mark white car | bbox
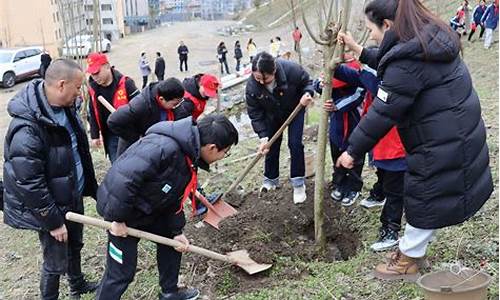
[0,46,43,88]
[62,35,111,58]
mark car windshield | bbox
[0,52,14,63]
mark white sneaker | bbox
[259,181,277,193]
[293,184,307,204]
[360,196,386,209]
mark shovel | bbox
[195,190,237,230]
[97,95,117,113]
[222,102,307,206]
[66,212,272,275]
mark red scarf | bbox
[156,95,175,121]
[177,156,198,216]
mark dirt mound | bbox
[183,181,360,296]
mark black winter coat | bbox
[245,59,314,138]
[347,27,493,229]
[108,82,191,155]
[155,57,166,77]
[3,80,97,231]
[97,117,206,230]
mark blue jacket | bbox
[313,71,364,150]
[472,4,487,24]
[481,4,498,30]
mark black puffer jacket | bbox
[3,80,97,231]
[107,82,191,155]
[347,26,493,229]
[245,59,314,138]
[97,117,205,230]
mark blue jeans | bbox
[264,109,305,187]
[104,134,119,163]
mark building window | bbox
[103,18,114,25]
[84,4,93,11]
[87,18,94,25]
[55,30,58,39]
[101,4,112,11]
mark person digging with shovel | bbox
[95,115,238,300]
[245,51,314,204]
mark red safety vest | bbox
[88,76,130,132]
[184,91,206,121]
[362,92,406,160]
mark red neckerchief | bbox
[156,95,175,121]
[177,156,198,216]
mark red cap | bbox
[332,57,361,88]
[200,74,220,98]
[86,52,108,74]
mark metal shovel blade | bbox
[203,199,237,229]
[226,250,272,275]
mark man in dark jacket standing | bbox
[95,115,238,300]
[246,51,314,204]
[155,52,166,81]
[3,59,99,299]
[87,52,139,163]
[177,41,189,72]
[39,50,52,79]
[108,77,186,155]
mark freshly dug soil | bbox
[182,181,361,297]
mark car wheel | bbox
[2,72,16,88]
[105,43,111,53]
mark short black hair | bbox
[156,78,185,101]
[156,52,161,56]
[198,114,238,150]
[45,58,82,85]
[251,51,275,75]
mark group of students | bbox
[450,0,498,48]
[1,0,495,298]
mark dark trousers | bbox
[330,143,364,192]
[378,168,404,232]
[38,203,84,300]
[265,109,305,181]
[235,59,241,72]
[96,217,182,299]
[220,59,230,74]
[156,74,164,81]
[369,168,385,200]
[104,133,119,163]
[142,76,148,89]
[468,23,486,41]
[179,57,188,72]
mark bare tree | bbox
[302,0,351,251]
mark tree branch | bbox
[302,7,329,45]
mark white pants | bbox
[484,28,494,49]
[399,223,436,258]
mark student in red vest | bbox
[107,77,186,155]
[87,52,139,163]
[175,73,220,121]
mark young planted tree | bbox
[301,0,351,251]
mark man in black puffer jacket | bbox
[95,115,238,300]
[107,77,187,155]
[3,59,99,299]
[245,51,314,204]
[337,0,493,281]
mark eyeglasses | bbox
[223,148,231,158]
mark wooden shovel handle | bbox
[225,102,305,194]
[97,95,116,113]
[194,191,222,218]
[65,212,234,264]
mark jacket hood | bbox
[378,24,461,75]
[145,117,201,164]
[183,74,207,100]
[7,79,60,126]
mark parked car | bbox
[62,35,111,58]
[0,46,43,88]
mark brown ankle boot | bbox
[374,250,420,282]
[385,251,430,270]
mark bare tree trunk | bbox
[303,0,351,252]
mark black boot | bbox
[40,272,60,300]
[68,276,99,299]
[159,287,200,300]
